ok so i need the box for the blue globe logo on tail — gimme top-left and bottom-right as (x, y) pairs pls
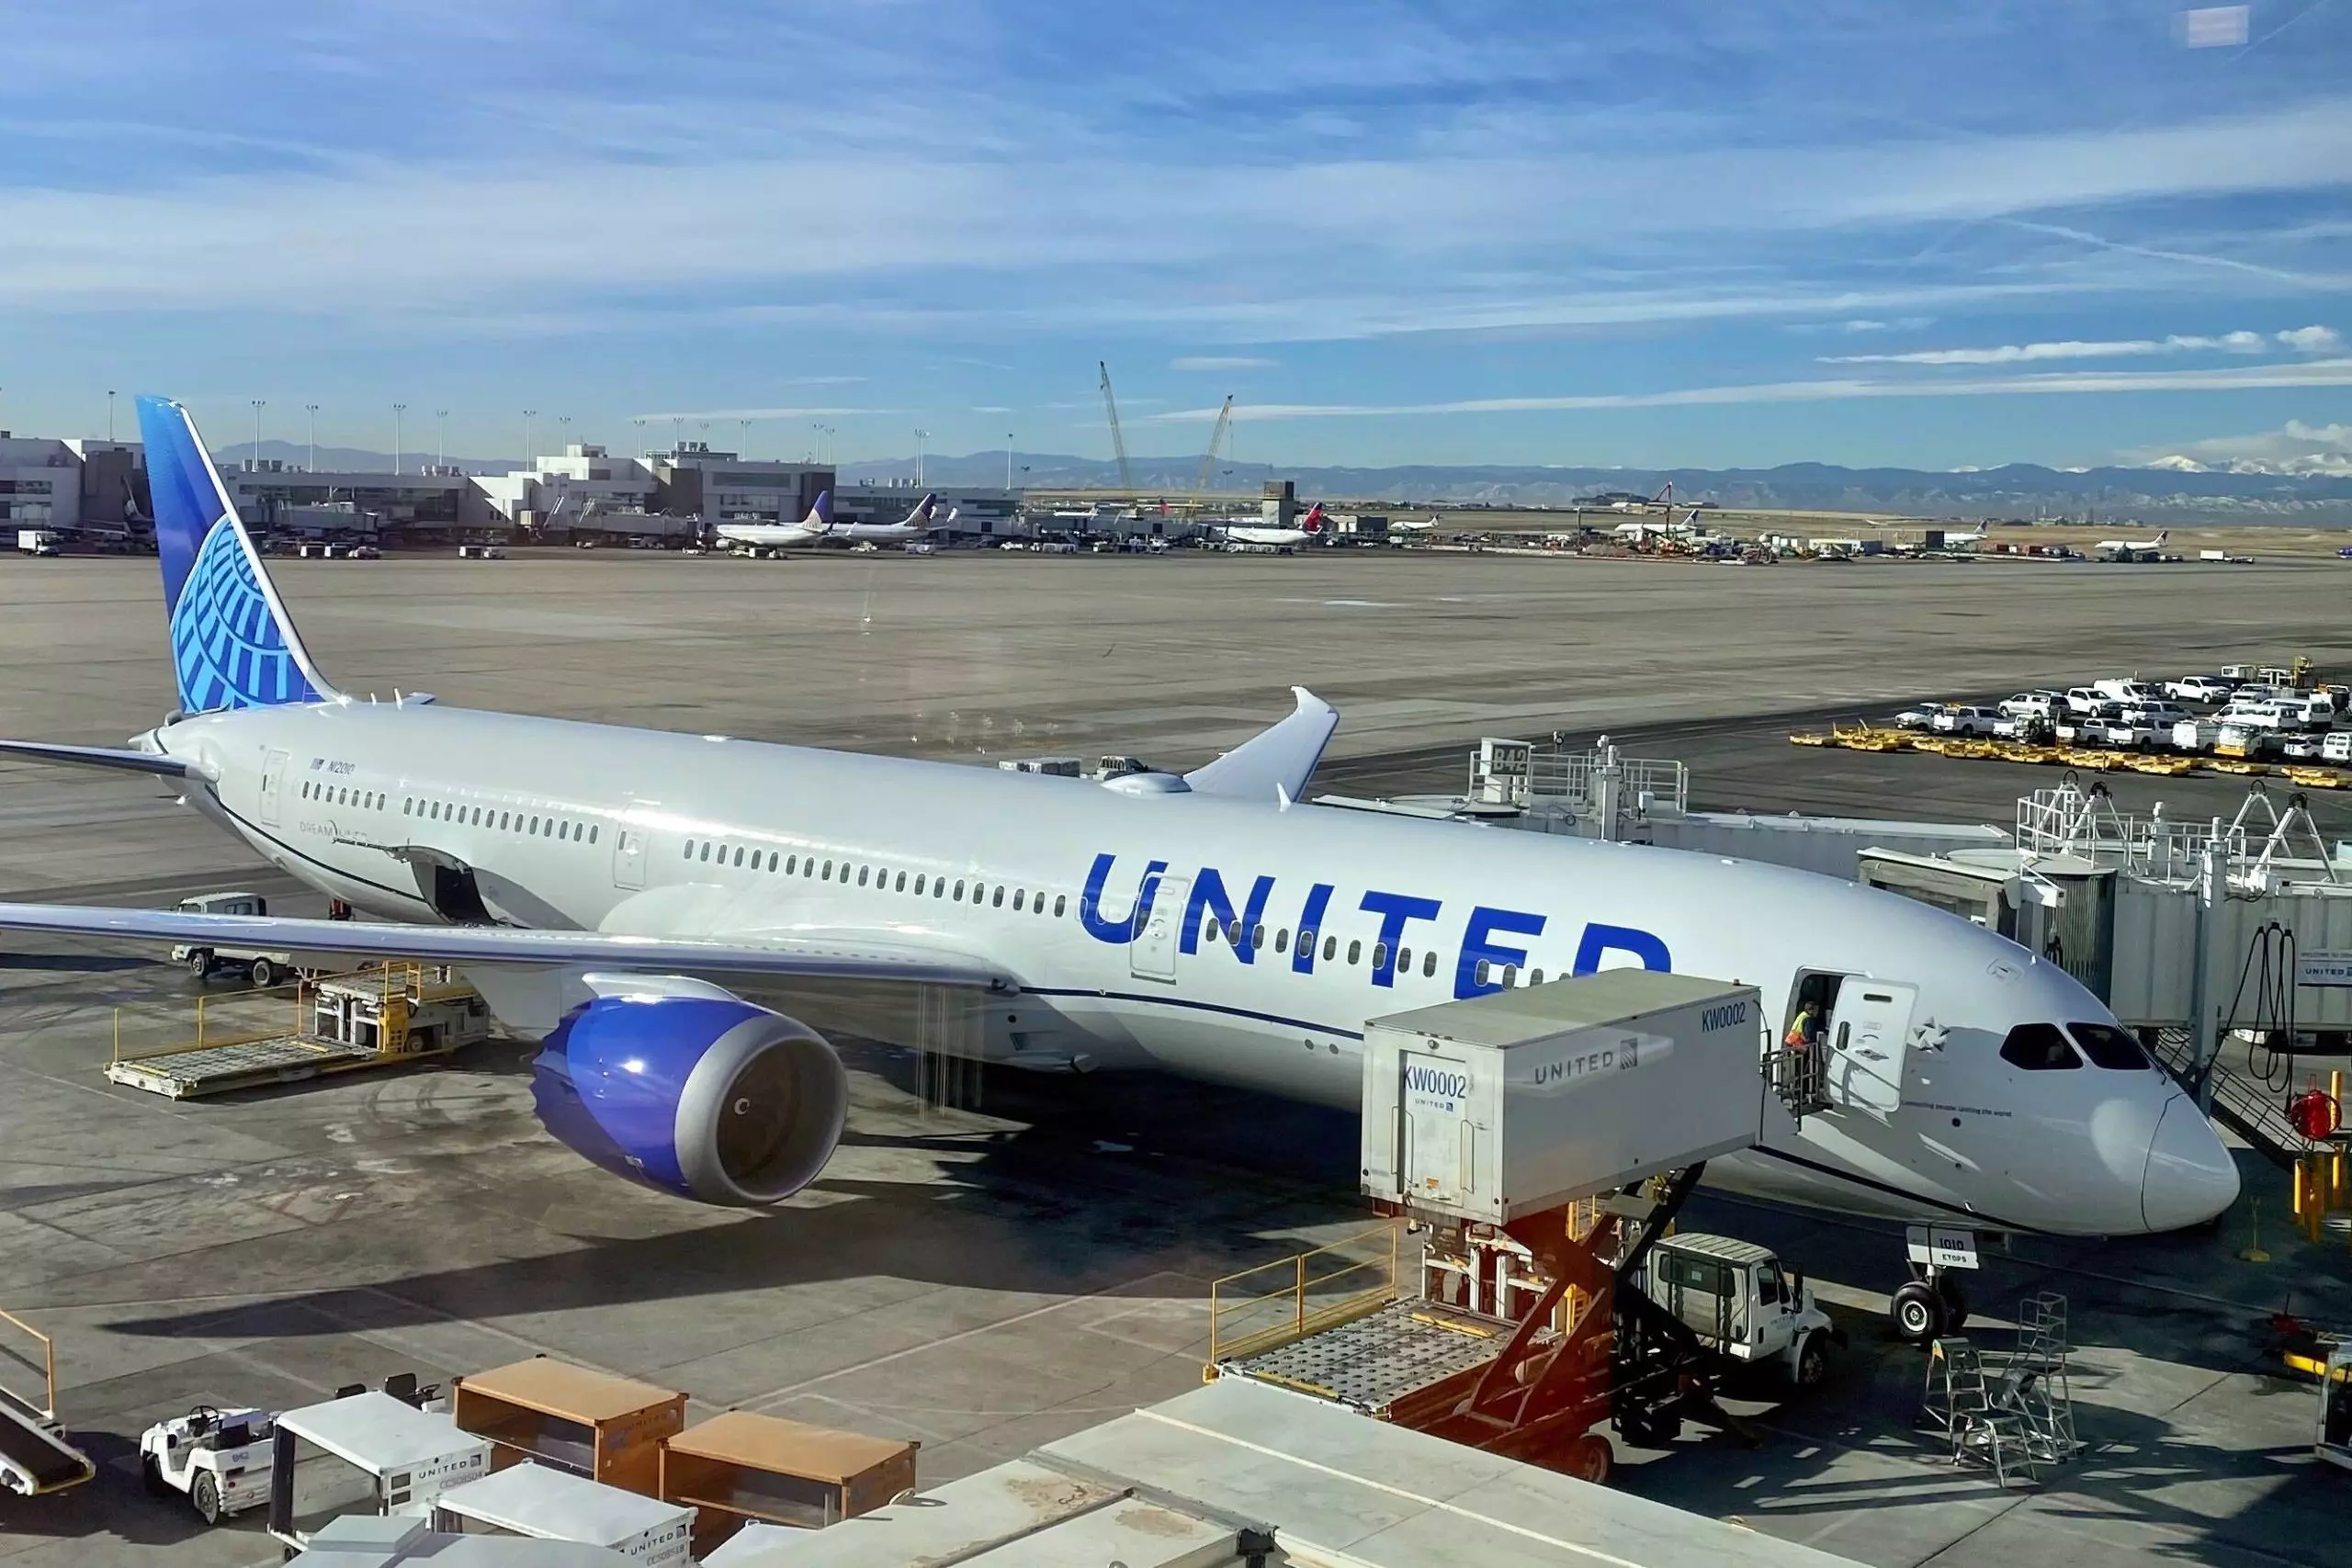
(170, 523), (322, 710)
(136, 395), (328, 714)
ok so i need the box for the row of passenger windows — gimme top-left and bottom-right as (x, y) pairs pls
(404, 795), (598, 845)
(1198, 919), (1544, 985)
(683, 839), (1070, 917)
(303, 782), (385, 810)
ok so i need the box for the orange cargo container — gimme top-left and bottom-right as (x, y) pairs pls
(450, 1358), (685, 1496)
(660, 1411), (917, 1553)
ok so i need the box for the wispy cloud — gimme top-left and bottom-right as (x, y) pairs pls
(629, 405), (887, 421)
(1149, 357), (2352, 421)
(2278, 324), (2344, 352)
(1170, 355), (1278, 371)
(1821, 331), (2271, 366)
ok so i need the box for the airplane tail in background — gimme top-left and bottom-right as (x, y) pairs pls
(2152, 531), (2168, 546)
(136, 396), (335, 714)
(1300, 502), (1326, 534)
(902, 492), (938, 526)
(803, 490), (833, 531)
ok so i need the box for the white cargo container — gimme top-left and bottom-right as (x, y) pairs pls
(267, 1391), (491, 1551)
(431, 1461), (694, 1563)
(1361, 971), (1769, 1225)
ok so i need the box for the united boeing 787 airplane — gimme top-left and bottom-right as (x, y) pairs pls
(0, 398), (2236, 1344)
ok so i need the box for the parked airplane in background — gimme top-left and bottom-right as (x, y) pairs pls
(1215, 502), (1328, 550)
(1940, 526), (1989, 547)
(825, 491), (941, 547)
(714, 491), (832, 553)
(2095, 529), (2169, 560)
(0, 398), (2240, 1349)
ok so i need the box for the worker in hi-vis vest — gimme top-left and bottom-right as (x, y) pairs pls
(1784, 1000), (1822, 1051)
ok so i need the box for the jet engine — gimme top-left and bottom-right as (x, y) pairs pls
(530, 984), (847, 1206)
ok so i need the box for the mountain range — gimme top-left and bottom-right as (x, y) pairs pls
(205, 442), (2352, 525)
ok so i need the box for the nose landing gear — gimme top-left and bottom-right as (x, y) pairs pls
(1891, 1227), (1977, 1345)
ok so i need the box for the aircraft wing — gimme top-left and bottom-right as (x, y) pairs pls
(1184, 686), (1340, 805)
(0, 903), (1006, 988)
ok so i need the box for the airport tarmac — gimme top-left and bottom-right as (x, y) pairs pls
(2, 549), (2349, 1566)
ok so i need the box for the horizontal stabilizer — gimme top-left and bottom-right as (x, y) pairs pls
(1184, 687), (1340, 805)
(0, 902), (1008, 987)
(0, 740), (213, 781)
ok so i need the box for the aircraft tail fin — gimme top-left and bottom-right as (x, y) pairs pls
(136, 396), (336, 714)
(803, 490), (833, 531)
(1300, 502), (1326, 534)
(904, 491), (937, 526)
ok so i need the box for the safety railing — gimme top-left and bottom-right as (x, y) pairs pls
(1206, 1223), (1404, 1371)
(0, 1309), (59, 1423)
(109, 984), (305, 1067)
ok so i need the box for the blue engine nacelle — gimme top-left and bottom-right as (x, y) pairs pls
(530, 987), (848, 1206)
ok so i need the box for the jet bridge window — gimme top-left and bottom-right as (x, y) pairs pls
(1999, 1023), (2082, 1071)
(2068, 1022), (2154, 1070)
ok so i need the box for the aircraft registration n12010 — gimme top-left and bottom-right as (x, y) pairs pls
(0, 397), (2239, 1346)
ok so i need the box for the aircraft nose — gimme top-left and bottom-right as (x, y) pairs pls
(2141, 1098), (2241, 1232)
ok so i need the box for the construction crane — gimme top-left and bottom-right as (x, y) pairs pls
(1192, 396), (1234, 511)
(1098, 361), (1134, 492)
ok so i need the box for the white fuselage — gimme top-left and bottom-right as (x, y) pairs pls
(147, 699), (2224, 1238)
(1218, 525), (1315, 548)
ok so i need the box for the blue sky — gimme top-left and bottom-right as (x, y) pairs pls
(2, 0), (2348, 471)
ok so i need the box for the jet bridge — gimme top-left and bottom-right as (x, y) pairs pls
(1214, 972), (1783, 1475)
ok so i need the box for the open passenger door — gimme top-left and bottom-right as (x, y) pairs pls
(1825, 980), (1916, 1121)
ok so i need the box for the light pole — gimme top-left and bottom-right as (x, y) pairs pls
(392, 404), (407, 475)
(1006, 434), (1014, 491)
(250, 400), (266, 468)
(558, 415), (572, 453)
(435, 409), (448, 473)
(305, 403), (319, 472)
(914, 428), (930, 488)
(107, 390), (116, 442)
(523, 410), (538, 468)
(632, 418), (647, 456)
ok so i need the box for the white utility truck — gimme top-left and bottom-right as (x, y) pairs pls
(15, 529), (61, 556)
(1641, 1233), (1838, 1389)
(168, 891), (311, 986)
(139, 1404), (275, 1524)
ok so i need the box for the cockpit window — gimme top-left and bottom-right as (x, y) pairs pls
(2068, 1022), (2153, 1071)
(1999, 1023), (2081, 1071)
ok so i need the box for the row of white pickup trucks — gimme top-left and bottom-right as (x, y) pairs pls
(1896, 670), (2351, 759)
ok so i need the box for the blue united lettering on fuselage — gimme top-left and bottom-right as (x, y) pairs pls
(1080, 853), (1169, 943)
(1182, 867), (1276, 961)
(1075, 854), (1668, 999)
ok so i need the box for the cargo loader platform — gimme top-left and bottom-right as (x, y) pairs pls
(1214, 971), (1791, 1483)
(105, 963), (492, 1100)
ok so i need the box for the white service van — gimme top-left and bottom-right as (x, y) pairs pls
(16, 529), (61, 556)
